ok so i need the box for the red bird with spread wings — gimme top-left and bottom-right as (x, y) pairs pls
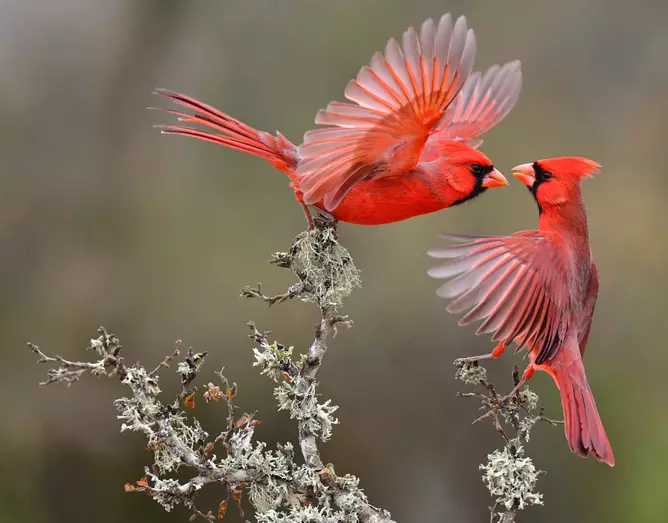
(153, 14), (520, 227)
(428, 157), (614, 466)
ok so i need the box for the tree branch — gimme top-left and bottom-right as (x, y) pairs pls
(30, 217), (393, 523)
(455, 360), (555, 522)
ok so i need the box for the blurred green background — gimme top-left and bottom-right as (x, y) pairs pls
(1, 0), (667, 522)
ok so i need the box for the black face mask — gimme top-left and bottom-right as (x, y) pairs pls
(529, 162), (554, 213)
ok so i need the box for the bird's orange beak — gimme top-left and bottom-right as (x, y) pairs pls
(481, 168), (509, 188)
(512, 163), (536, 187)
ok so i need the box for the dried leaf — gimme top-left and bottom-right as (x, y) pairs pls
(204, 383), (223, 403)
(124, 483), (136, 492)
(189, 513), (197, 522)
(218, 501), (228, 519)
(184, 391), (196, 409)
(136, 476), (149, 488)
(225, 384), (238, 399)
(235, 413), (251, 428)
(231, 485), (244, 504)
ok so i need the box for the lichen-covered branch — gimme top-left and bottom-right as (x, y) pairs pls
(30, 217), (394, 523)
(455, 361), (561, 522)
(244, 217), (392, 523)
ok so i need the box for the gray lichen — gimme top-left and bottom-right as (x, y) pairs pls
(455, 361), (488, 384)
(114, 360), (211, 475)
(518, 388), (539, 411)
(251, 324), (340, 442)
(254, 466), (369, 523)
(253, 340), (295, 382)
(288, 218), (362, 309)
(480, 440), (544, 512)
(256, 505), (347, 523)
(274, 378), (339, 442)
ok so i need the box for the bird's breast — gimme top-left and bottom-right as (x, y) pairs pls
(325, 172), (450, 225)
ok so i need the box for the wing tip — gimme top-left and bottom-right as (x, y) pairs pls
(426, 264), (443, 276)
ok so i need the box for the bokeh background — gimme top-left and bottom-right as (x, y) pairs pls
(1, 1), (667, 522)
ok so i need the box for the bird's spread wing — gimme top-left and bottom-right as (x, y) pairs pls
(428, 231), (571, 364)
(298, 14), (476, 210)
(577, 255), (598, 356)
(429, 60), (522, 149)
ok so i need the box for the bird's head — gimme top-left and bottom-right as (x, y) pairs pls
(440, 141), (508, 205)
(512, 157), (600, 213)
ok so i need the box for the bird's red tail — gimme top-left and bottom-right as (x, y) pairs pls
(152, 89), (299, 177)
(550, 351), (615, 466)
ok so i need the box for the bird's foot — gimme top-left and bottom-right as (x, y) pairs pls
(454, 342), (507, 367)
(498, 364), (536, 404)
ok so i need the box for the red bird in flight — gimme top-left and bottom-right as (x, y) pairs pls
(153, 14), (521, 227)
(428, 158), (614, 466)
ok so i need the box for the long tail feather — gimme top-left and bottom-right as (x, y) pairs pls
(151, 89), (298, 174)
(551, 352), (614, 466)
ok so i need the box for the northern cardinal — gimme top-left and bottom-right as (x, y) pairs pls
(153, 14), (521, 227)
(427, 157), (614, 466)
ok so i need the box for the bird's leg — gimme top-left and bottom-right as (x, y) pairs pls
(292, 189), (315, 230)
(454, 341), (506, 366)
(300, 202), (315, 230)
(500, 363), (536, 402)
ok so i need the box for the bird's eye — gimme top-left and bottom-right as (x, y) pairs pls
(471, 164), (483, 175)
(542, 171), (554, 180)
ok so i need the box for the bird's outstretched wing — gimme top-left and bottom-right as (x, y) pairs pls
(425, 60), (522, 152)
(298, 14), (476, 210)
(428, 231), (572, 364)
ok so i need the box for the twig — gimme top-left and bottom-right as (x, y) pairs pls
(150, 339), (182, 377)
(240, 282), (304, 306)
(32, 331), (290, 519)
(175, 347), (208, 405)
(28, 326), (126, 386)
(215, 368), (239, 431)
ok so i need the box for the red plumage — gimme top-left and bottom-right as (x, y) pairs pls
(152, 14), (521, 226)
(428, 157), (614, 466)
